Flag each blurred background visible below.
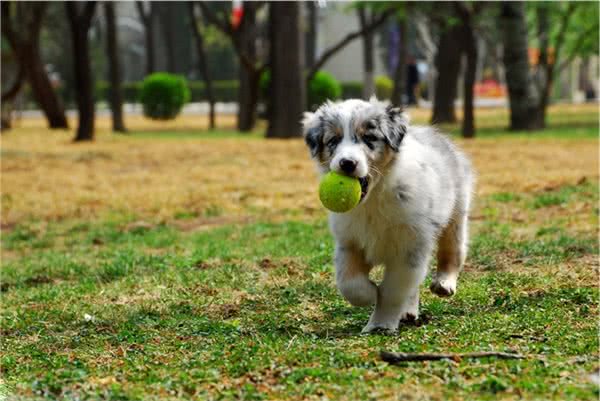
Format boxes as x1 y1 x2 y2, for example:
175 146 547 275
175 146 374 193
1 1 598 139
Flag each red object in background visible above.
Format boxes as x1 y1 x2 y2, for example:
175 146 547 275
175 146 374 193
474 79 507 98
231 0 243 30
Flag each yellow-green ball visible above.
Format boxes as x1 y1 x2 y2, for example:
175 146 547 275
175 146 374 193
319 171 361 213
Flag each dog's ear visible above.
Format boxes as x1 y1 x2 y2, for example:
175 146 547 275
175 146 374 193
384 105 407 152
302 112 323 157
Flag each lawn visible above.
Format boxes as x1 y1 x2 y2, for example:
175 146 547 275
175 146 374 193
1 105 599 400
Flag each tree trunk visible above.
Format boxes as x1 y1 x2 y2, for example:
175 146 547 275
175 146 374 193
189 2 215 130
431 25 462 124
159 3 176 72
236 3 258 132
306 1 317 70
66 2 96 141
135 1 154 75
391 20 407 106
358 8 375 99
500 2 540 130
461 24 477 138
22 43 69 128
104 2 126 132
266 2 305 138
1 2 68 129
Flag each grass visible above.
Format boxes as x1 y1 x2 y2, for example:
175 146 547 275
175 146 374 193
1 105 599 400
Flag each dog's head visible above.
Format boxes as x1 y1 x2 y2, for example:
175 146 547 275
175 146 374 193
302 97 408 201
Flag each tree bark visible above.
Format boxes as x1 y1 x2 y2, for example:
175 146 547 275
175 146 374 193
460 22 477 137
104 2 126 132
306 1 317 70
236 3 258 131
391 20 408 106
1 2 68 129
431 24 462 124
66 2 97 142
500 2 540 130
189 2 215 130
135 1 155 75
358 7 375 99
266 2 305 138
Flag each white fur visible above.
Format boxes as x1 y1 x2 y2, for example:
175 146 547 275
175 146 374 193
303 98 474 333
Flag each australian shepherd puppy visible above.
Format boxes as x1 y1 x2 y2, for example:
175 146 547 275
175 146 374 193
302 98 475 333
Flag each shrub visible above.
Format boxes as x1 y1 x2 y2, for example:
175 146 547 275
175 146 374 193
375 75 393 100
259 70 342 110
340 81 363 99
138 73 190 120
308 71 342 109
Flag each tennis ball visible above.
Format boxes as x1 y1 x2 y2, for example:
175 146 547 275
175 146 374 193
319 171 361 213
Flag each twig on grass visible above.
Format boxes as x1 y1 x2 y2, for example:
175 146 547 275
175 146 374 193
380 350 526 364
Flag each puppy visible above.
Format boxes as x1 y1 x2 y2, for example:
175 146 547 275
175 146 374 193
302 98 474 333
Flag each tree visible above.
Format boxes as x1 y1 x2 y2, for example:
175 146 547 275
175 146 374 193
501 2 598 130
266 2 305 138
135 1 155 76
306 1 318 70
431 23 462 124
198 2 267 132
500 2 539 130
189 2 216 130
1 2 68 129
104 2 126 133
66 2 97 141
306 7 393 83
391 19 408 106
357 5 378 98
453 2 482 138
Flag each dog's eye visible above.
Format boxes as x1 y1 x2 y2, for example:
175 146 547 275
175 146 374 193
326 136 341 148
365 121 377 130
363 134 378 143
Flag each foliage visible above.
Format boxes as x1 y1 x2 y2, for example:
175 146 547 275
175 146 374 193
139 73 190 120
307 71 342 109
375 75 393 99
260 70 342 109
341 81 364 99
526 2 599 66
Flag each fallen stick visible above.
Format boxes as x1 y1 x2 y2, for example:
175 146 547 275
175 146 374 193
381 350 525 364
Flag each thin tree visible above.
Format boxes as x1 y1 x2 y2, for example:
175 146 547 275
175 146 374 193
357 5 378 98
189 2 216 130
430 23 462 124
306 1 318 70
306 7 394 83
391 19 408 106
104 2 126 132
65 2 97 141
266 2 305 138
1 2 68 129
135 1 155 75
198 2 267 132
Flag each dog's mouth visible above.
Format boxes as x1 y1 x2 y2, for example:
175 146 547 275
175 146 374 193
358 176 369 200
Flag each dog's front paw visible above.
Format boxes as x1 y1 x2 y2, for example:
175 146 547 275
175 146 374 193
361 319 398 335
430 276 457 297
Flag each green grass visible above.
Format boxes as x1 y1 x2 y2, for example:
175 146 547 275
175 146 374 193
2 182 598 400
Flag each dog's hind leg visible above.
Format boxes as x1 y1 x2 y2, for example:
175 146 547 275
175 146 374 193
335 242 377 307
431 211 469 297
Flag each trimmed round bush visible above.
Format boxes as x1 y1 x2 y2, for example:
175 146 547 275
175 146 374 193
139 73 190 120
308 71 342 109
375 75 393 100
259 70 342 110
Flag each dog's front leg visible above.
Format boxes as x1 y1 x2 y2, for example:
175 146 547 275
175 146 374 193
362 243 432 334
335 242 376 307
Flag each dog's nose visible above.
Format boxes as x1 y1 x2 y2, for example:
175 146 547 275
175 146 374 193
339 158 357 174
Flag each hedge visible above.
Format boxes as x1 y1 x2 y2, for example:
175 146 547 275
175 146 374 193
91 80 367 104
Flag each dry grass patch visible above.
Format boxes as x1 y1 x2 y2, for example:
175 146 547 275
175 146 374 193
2 107 598 227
